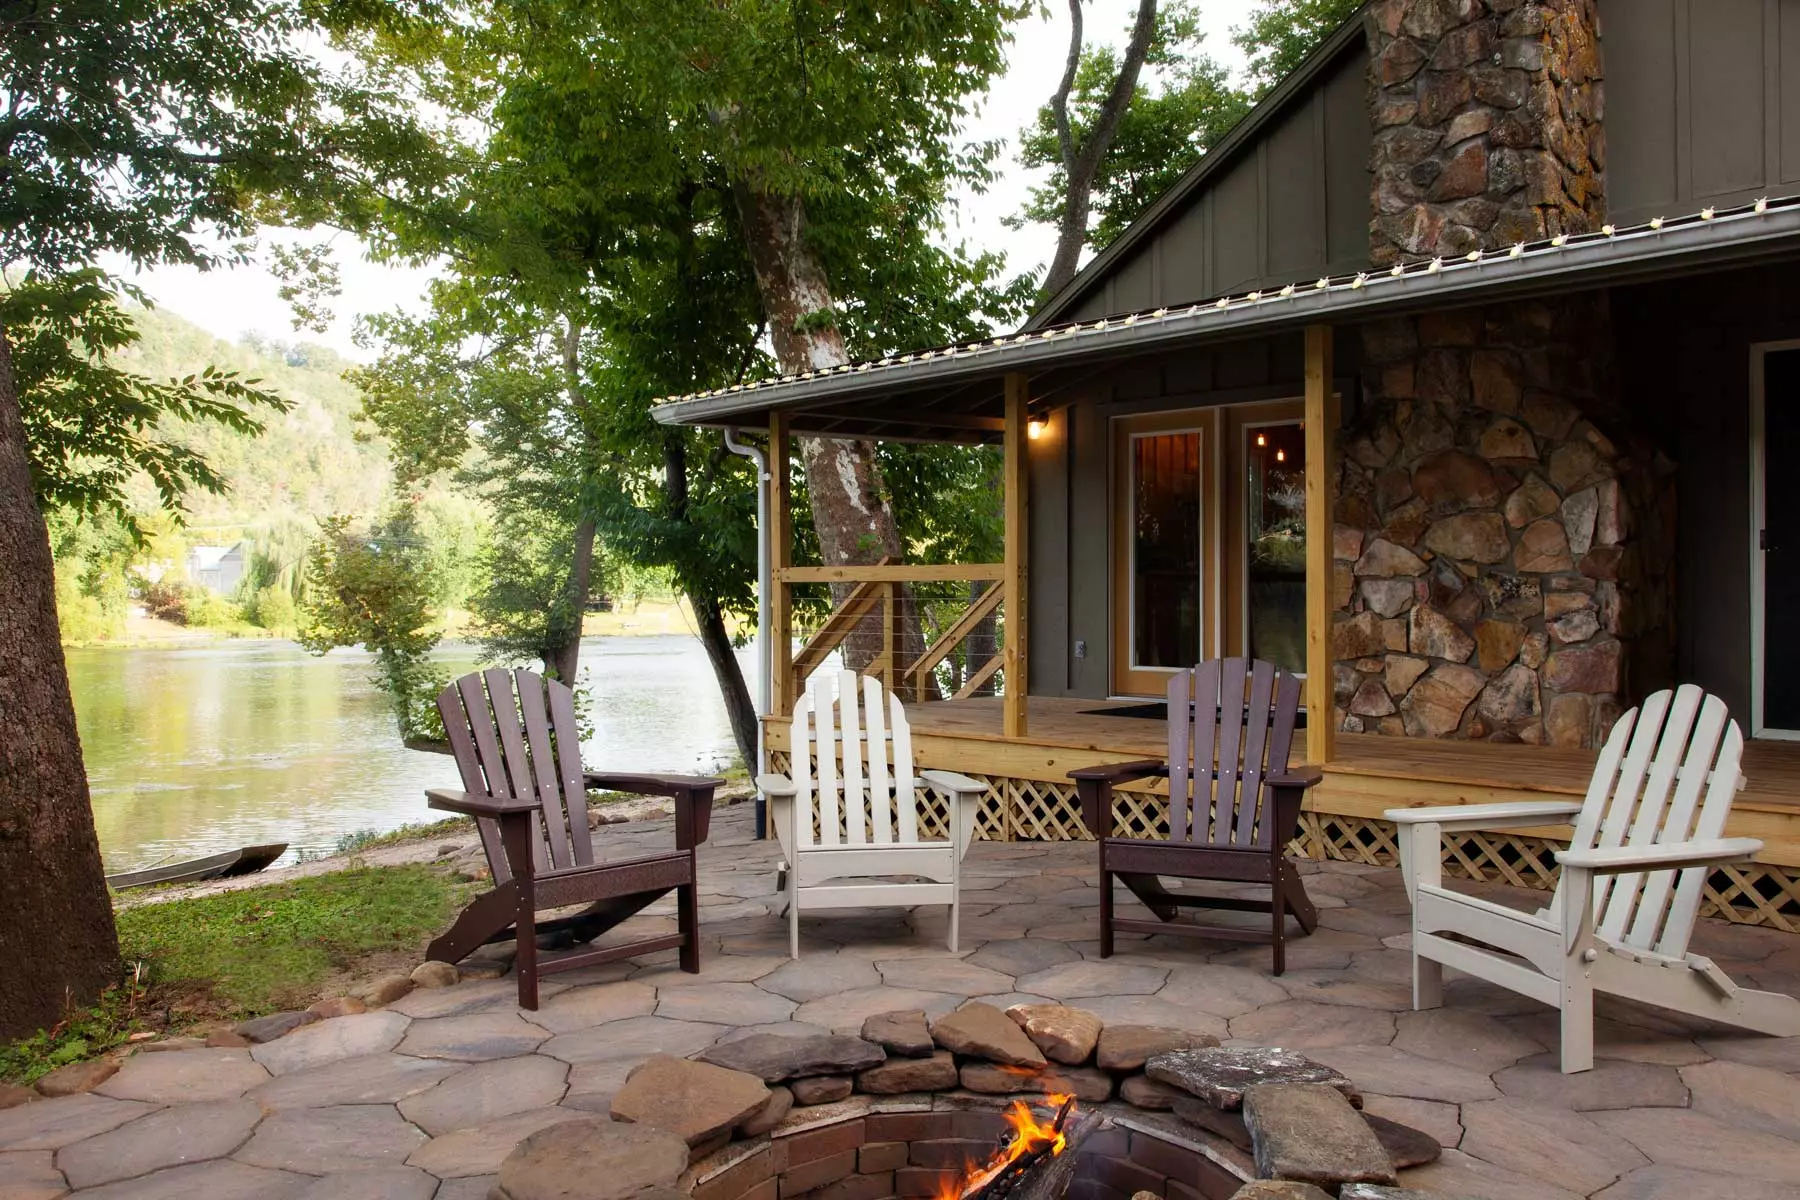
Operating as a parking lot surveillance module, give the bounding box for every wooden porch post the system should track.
[1003,373,1030,738]
[1304,325,1337,764]
[769,411,794,718]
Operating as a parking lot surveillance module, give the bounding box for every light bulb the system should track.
[1275,449,1286,462]
[1256,433,1267,447]
[1027,419,1044,441]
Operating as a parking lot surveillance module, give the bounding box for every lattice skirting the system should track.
[762,753,1800,931]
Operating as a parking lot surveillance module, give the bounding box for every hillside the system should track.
[112,307,392,529]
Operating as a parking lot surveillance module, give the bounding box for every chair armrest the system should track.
[755,774,798,797]
[584,772,719,850]
[1557,837,1764,874]
[1267,766,1323,790]
[1067,759,1167,784]
[426,788,538,818]
[1385,799,1584,832]
[921,769,987,798]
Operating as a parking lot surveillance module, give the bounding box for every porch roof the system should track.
[653,195,1800,442]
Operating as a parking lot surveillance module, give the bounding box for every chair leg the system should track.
[677,876,700,974]
[1561,970,1595,1074]
[788,863,801,960]
[1414,951,1443,1011]
[1098,860,1114,959]
[1270,871,1287,976]
[948,892,960,955]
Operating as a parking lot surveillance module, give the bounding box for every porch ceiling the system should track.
[653,195,1800,442]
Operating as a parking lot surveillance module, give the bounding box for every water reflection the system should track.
[66,636,753,872]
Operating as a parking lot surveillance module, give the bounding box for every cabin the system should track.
[187,543,248,595]
[656,0,1800,932]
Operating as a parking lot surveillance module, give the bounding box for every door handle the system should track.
[1763,529,1778,552]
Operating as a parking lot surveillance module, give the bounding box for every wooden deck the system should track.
[763,694,1800,867]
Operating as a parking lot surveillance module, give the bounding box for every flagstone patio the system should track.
[4,804,1799,1200]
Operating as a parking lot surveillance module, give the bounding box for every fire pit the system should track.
[682,1095,1245,1200]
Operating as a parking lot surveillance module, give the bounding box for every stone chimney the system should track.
[1365,0,1604,264]
[1331,1,1673,750]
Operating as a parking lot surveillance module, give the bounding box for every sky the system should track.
[117,1,1258,360]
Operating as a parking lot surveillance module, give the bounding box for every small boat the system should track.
[106,843,288,891]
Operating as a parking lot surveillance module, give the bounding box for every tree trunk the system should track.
[0,323,120,1039]
[1042,0,1161,298]
[689,588,759,771]
[733,181,919,676]
[546,316,596,687]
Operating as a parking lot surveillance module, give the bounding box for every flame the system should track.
[933,1094,1077,1200]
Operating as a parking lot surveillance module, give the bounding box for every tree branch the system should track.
[1042,0,1159,299]
[1051,0,1083,184]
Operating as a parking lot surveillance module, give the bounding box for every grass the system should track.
[326,816,475,857]
[0,975,150,1087]
[116,865,477,1015]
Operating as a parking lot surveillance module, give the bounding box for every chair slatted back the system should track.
[438,668,595,884]
[1166,658,1302,848]
[1559,685,1744,958]
[790,670,922,849]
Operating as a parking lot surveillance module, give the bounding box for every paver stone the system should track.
[877,958,1015,996]
[234,1011,318,1043]
[1458,1098,1649,1195]
[609,1055,768,1146]
[1491,1053,1688,1112]
[398,1054,569,1136]
[539,1016,725,1065]
[0,1150,64,1200]
[861,1010,934,1058]
[0,1093,154,1151]
[1015,961,1167,1000]
[490,1117,689,1200]
[249,1052,462,1109]
[234,1103,427,1173]
[396,1010,549,1061]
[251,1011,411,1074]
[655,982,795,1026]
[407,1107,593,1179]
[95,1047,269,1103]
[696,1032,885,1082]
[1678,1059,1800,1140]
[757,957,882,1003]
[58,1099,263,1189]
[290,1166,439,1199]
[524,981,656,1034]
[72,1159,309,1200]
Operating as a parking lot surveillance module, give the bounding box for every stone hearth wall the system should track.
[1333,0,1675,748]
[1365,0,1605,264]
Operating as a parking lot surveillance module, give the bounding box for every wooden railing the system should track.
[775,562,1009,716]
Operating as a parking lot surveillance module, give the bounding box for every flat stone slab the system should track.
[960,1061,1112,1102]
[1120,1074,1184,1110]
[791,985,961,1031]
[251,1012,412,1075]
[1492,1052,1688,1112]
[1231,1000,1398,1051]
[1006,1004,1102,1064]
[235,1103,427,1173]
[406,1107,591,1179]
[1309,1046,1498,1105]
[491,1117,689,1200]
[1015,960,1168,999]
[399,1054,569,1136]
[1148,1047,1360,1111]
[0,1094,156,1151]
[1459,1098,1653,1196]
[73,1159,308,1200]
[1361,1113,1441,1169]
[697,1032,885,1082]
[740,1086,793,1135]
[1680,1058,1800,1141]
[249,1052,462,1110]
[877,957,1016,996]
[235,1011,319,1043]
[789,1075,853,1105]
[861,1010,934,1058]
[1392,1008,1546,1075]
[385,977,529,1020]
[856,1050,958,1094]
[966,938,1079,977]
[397,1011,550,1061]
[610,1055,769,1146]
[59,1098,264,1187]
[0,1150,65,1200]
[95,1048,270,1103]
[1173,1096,1251,1150]
[655,982,795,1026]
[291,1166,439,1199]
[1227,1183,1331,1200]
[539,1016,725,1065]
[931,1002,1046,1067]
[1096,1025,1217,1072]
[1242,1082,1397,1189]
[1157,965,1292,1019]
[525,981,657,1034]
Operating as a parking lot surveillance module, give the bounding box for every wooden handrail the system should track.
[907,582,1002,685]
[791,578,886,684]
[780,563,1005,584]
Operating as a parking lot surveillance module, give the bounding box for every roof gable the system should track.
[1028,13,1372,328]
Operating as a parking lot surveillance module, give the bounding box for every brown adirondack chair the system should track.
[423,668,719,1009]
[1070,657,1323,974]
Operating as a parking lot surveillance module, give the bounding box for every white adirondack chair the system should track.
[756,670,983,959]
[1388,684,1800,1073]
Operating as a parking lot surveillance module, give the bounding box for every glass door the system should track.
[1240,417,1307,675]
[1112,411,1216,695]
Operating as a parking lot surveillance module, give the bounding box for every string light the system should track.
[1275,448,1286,462]
[1256,432,1266,447]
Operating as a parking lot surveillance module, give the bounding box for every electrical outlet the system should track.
[1073,640,1087,660]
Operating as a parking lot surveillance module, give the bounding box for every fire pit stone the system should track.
[960,1061,1113,1102]
[930,1003,1048,1068]
[610,1055,772,1148]
[1239,1083,1396,1189]
[1146,1047,1361,1111]
[792,1076,856,1105]
[857,1050,959,1094]
[1006,1005,1104,1065]
[698,1033,888,1083]
[862,1010,936,1058]
[1097,1026,1221,1073]
[491,1116,690,1200]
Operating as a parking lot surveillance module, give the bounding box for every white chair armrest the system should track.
[756,774,798,797]
[1557,837,1763,874]
[921,769,986,798]
[1385,799,1584,833]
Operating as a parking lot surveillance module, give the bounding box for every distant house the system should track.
[187,543,247,594]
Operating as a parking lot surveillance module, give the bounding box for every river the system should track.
[65,636,754,874]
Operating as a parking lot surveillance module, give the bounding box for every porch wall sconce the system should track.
[1027,417,1046,440]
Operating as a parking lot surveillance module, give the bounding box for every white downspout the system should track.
[722,427,771,839]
